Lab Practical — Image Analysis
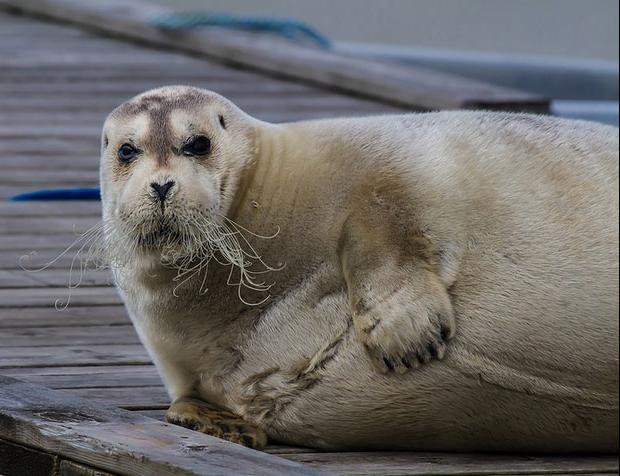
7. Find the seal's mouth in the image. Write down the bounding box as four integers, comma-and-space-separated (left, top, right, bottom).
137, 228, 187, 248
123, 212, 196, 250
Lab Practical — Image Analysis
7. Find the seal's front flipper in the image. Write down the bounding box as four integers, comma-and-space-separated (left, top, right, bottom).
351, 272, 455, 373
165, 397, 268, 448
337, 201, 456, 374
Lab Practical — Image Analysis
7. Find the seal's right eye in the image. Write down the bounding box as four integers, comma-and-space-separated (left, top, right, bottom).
118, 143, 139, 163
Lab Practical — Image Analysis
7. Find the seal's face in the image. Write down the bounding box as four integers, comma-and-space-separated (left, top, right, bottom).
100, 86, 254, 263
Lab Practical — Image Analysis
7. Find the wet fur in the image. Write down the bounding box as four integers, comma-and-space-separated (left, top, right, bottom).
100, 87, 619, 452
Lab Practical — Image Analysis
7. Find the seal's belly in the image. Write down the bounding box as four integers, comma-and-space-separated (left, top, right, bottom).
213, 263, 464, 448
225, 310, 617, 452
210, 262, 618, 452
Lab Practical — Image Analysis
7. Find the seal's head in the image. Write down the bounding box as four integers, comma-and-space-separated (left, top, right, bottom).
100, 86, 257, 266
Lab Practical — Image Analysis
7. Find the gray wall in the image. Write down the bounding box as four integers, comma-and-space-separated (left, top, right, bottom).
153, 0, 619, 61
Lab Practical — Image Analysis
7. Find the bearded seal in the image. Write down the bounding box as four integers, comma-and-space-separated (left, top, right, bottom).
100, 86, 618, 452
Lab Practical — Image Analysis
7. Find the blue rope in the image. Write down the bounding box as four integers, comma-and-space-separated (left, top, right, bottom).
149, 12, 331, 49
10, 188, 101, 201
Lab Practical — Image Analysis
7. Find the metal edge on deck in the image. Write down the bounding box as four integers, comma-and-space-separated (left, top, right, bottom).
0, 0, 550, 112
0, 375, 331, 476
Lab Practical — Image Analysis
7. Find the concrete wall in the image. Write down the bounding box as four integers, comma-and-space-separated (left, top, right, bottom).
152, 0, 619, 61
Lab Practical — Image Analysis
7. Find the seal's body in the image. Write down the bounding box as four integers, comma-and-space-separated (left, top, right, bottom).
101, 87, 618, 452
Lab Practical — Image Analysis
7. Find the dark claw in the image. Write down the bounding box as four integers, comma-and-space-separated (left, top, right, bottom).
428, 343, 438, 359
241, 434, 254, 447
401, 356, 412, 368
383, 357, 395, 371
417, 351, 431, 364
440, 326, 450, 341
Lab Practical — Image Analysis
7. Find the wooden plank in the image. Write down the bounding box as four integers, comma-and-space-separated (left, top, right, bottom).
0, 376, 327, 475
0, 95, 392, 113
0, 269, 111, 288
64, 385, 169, 409
0, 287, 121, 308
0, 169, 98, 185
2, 365, 161, 388
0, 108, 355, 126
0, 63, 255, 81
0, 306, 127, 328
0, 217, 99, 234
0, 233, 102, 250
0, 325, 139, 347
265, 445, 322, 456
0, 141, 98, 155
0, 250, 105, 270
0, 52, 211, 68
0, 270, 47, 288
0, 268, 102, 290
0, 344, 149, 368
0, 0, 549, 112
0, 202, 101, 217
134, 408, 168, 421
2, 156, 99, 170
281, 452, 620, 476
0, 78, 317, 95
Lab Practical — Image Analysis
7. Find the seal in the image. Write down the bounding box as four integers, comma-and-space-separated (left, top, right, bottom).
100, 86, 619, 452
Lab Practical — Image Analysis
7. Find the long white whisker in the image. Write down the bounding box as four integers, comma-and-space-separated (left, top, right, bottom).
20, 222, 103, 273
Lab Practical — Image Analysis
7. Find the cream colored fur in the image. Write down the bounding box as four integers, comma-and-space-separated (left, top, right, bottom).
100, 86, 619, 452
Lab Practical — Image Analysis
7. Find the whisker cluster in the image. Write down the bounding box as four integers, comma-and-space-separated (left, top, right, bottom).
19, 222, 109, 310
20, 211, 282, 308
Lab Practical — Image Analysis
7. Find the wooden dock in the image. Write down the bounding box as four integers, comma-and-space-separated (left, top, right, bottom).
0, 3, 616, 475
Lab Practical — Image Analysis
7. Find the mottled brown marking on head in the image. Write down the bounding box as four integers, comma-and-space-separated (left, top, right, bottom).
112, 88, 213, 167
146, 106, 172, 166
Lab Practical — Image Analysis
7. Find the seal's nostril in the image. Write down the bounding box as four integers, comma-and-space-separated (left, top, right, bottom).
150, 180, 175, 202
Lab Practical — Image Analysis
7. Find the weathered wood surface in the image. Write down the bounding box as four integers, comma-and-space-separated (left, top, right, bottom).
0, 269, 111, 288
0, 6, 615, 476
0, 306, 126, 327
0, 376, 328, 476
0, 345, 150, 368
2, 365, 161, 388
0, 325, 139, 347
281, 453, 620, 476
0, 0, 550, 112
0, 287, 120, 308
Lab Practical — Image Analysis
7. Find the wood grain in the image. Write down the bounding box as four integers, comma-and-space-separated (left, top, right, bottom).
0, 305, 128, 328
0, 0, 549, 112
0, 344, 150, 368
0, 376, 328, 475
282, 452, 619, 476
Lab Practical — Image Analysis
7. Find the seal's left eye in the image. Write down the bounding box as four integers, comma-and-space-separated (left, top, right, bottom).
183, 135, 211, 156
118, 143, 139, 162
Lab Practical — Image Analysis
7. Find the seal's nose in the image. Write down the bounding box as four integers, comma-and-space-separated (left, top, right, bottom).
150, 180, 175, 202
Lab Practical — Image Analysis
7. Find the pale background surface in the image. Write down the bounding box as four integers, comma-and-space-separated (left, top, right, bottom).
152, 0, 619, 61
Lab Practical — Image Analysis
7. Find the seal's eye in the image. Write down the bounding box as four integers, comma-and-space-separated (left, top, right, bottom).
118, 143, 139, 163
182, 135, 211, 156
